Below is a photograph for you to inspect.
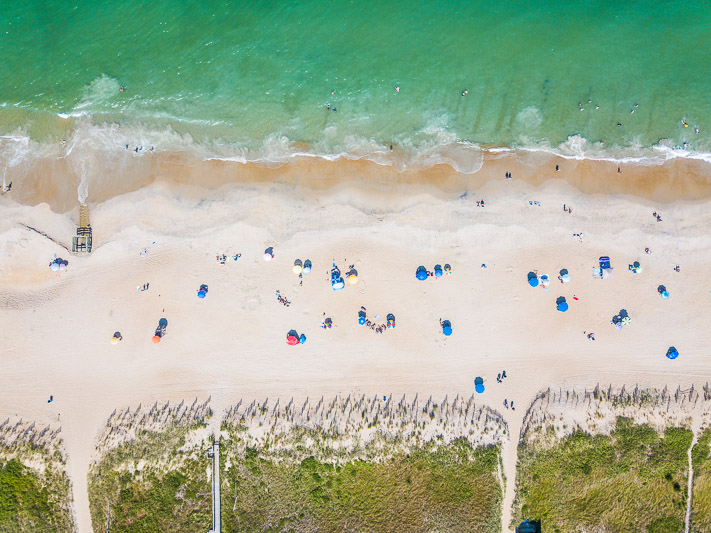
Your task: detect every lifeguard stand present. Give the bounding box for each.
[72,204,92,253]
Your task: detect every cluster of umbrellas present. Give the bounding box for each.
[292,259,312,275]
[527,271,551,288]
[416,264,451,280]
[611,309,631,330]
[286,329,307,345]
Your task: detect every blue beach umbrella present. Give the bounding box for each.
[434,264,443,278]
[661,290,669,299]
[416,266,428,281]
[197,290,206,299]
[442,320,452,336]
[557,301,569,312]
[527,272,539,287]
[474,377,485,394]
[299,333,306,344]
[666,347,679,360]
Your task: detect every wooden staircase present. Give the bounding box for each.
[72,204,93,253]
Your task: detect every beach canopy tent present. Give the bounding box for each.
[474,376,485,394]
[416,266,428,281]
[527,272,539,287]
[442,320,452,336]
[434,264,443,278]
[599,256,611,269]
[303,259,312,274]
[667,346,679,360]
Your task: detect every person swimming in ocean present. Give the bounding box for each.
[461,89,468,96]
[120,86,125,92]
[682,119,689,128]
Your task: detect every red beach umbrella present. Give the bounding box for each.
[286,335,299,346]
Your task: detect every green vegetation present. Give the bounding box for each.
[88,426,211,533]
[514,417,692,533]
[691,428,711,532]
[221,435,502,533]
[89,422,502,533]
[0,455,74,532]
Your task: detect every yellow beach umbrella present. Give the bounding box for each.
[293,259,303,274]
[348,274,358,285]
[110,336,118,345]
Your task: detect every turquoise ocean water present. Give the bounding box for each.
[1,0,711,182]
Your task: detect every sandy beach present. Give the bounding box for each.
[2,156,711,532]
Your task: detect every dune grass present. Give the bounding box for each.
[220,435,502,533]
[691,428,711,532]
[89,422,502,533]
[88,426,211,533]
[0,455,74,532]
[513,416,692,533]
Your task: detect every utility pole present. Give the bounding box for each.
[207,440,221,533]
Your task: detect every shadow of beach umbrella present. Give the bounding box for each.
[666,346,679,360]
[303,259,312,274]
[293,259,303,274]
[434,264,443,278]
[474,377,485,394]
[416,266,428,281]
[442,320,452,336]
[527,272,539,287]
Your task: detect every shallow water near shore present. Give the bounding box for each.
[2,0,711,200]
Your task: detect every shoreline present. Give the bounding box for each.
[4,145,711,213]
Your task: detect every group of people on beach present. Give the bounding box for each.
[275,290,291,307]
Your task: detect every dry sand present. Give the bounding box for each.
[1,157,711,532]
